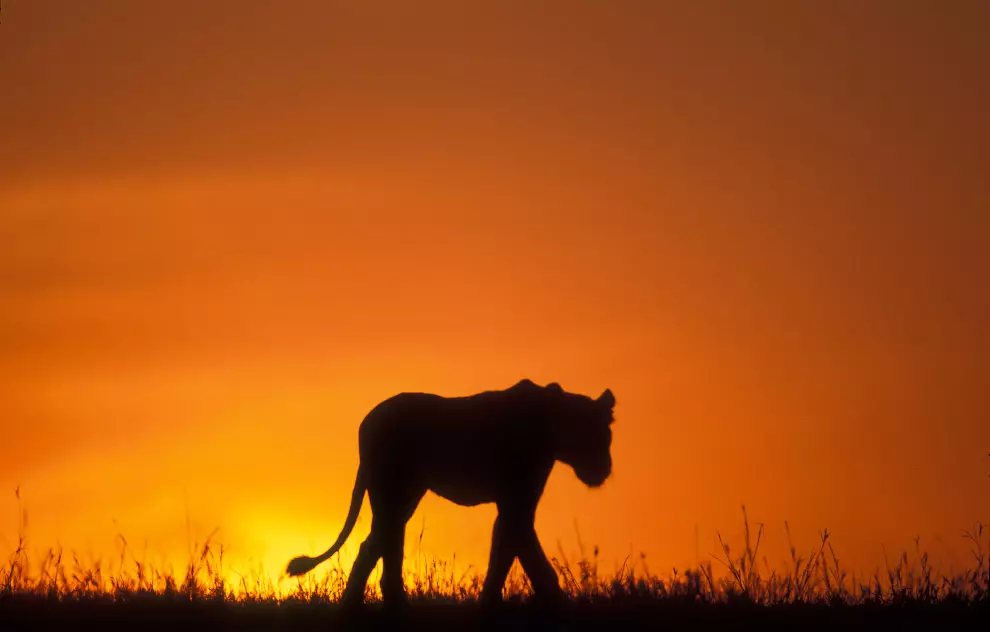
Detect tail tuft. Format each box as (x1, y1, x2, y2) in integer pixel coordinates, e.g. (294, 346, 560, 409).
(286, 555, 321, 577)
(284, 467, 366, 579)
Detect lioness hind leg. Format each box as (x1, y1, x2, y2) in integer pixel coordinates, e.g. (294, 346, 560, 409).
(371, 487, 424, 607)
(340, 527, 382, 607)
(380, 524, 406, 605)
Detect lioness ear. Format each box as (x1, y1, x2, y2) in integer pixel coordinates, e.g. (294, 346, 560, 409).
(598, 388, 615, 410)
(546, 382, 563, 393)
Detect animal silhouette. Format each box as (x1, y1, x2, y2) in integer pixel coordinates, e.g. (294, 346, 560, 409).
(286, 378, 616, 606)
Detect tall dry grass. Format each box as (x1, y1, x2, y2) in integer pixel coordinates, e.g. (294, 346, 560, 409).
(2, 495, 987, 607)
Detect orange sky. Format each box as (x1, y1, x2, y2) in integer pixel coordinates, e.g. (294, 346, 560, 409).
(1, 1, 988, 586)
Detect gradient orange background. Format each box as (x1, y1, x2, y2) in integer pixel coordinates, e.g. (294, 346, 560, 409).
(1, 1, 988, 585)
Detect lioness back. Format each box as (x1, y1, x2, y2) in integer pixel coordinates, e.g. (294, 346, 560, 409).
(357, 387, 551, 507)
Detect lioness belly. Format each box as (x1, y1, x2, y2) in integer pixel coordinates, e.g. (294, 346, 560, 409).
(429, 482, 494, 507)
(418, 445, 501, 507)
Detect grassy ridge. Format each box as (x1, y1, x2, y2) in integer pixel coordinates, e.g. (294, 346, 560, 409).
(0, 508, 990, 630)
(2, 505, 988, 629)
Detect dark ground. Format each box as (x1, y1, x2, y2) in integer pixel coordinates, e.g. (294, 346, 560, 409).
(2, 597, 988, 632)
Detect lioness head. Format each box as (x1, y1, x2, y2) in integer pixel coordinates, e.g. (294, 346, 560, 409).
(544, 382, 615, 488)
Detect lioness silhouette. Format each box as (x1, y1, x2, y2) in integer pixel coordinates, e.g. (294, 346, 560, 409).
(286, 378, 616, 606)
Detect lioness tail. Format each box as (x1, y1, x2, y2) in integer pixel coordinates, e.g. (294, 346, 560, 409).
(285, 467, 366, 576)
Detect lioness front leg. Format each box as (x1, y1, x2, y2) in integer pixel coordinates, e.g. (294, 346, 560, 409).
(480, 507, 563, 605)
(516, 525, 563, 603)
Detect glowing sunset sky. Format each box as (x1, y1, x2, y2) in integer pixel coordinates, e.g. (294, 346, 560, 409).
(1, 1, 987, 583)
